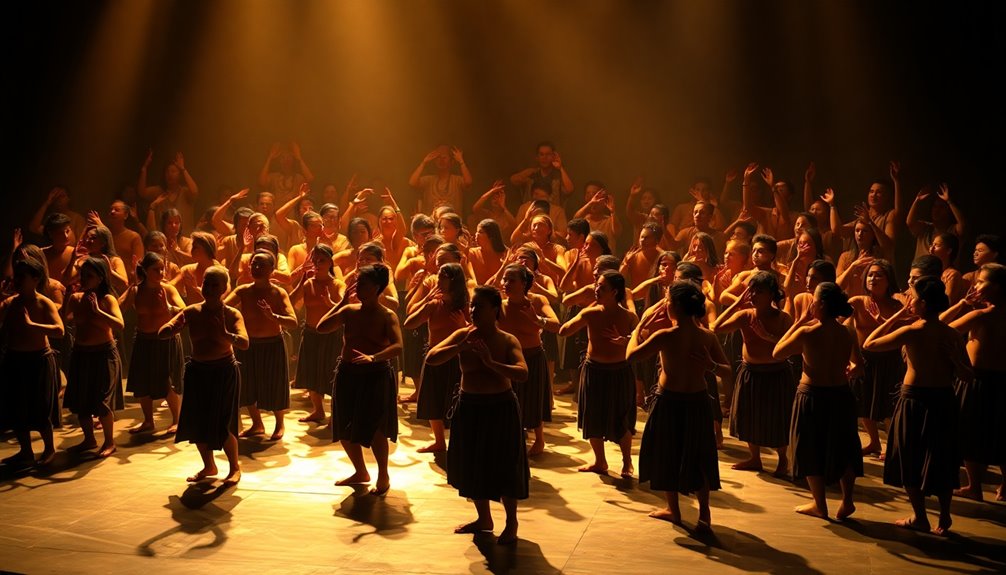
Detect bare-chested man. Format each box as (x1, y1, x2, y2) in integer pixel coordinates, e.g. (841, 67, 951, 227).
(103, 201, 145, 283)
(317, 264, 402, 495)
(0, 259, 64, 466)
(559, 270, 639, 477)
(719, 234, 783, 307)
(160, 266, 247, 485)
(40, 213, 75, 281)
(224, 250, 298, 441)
(427, 285, 529, 545)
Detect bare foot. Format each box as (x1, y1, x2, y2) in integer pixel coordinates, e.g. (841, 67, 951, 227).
(731, 458, 763, 472)
(648, 509, 682, 525)
(497, 522, 518, 545)
(454, 520, 493, 534)
(417, 442, 447, 453)
(578, 463, 608, 474)
(795, 503, 828, 519)
(895, 516, 931, 532)
(620, 461, 635, 478)
(953, 486, 984, 501)
(97, 444, 117, 458)
(933, 518, 952, 536)
(554, 383, 575, 395)
(636, 391, 645, 408)
(370, 476, 390, 496)
(164, 424, 178, 435)
(269, 428, 285, 441)
(772, 463, 789, 479)
(715, 428, 724, 450)
(67, 440, 98, 452)
(187, 467, 219, 482)
(398, 393, 417, 404)
(35, 450, 57, 466)
(528, 441, 545, 456)
(335, 472, 371, 486)
(239, 427, 265, 438)
(223, 469, 242, 486)
(1, 450, 34, 465)
(128, 422, 155, 435)
(695, 519, 713, 534)
(298, 413, 325, 423)
(861, 444, 881, 456)
(836, 502, 856, 521)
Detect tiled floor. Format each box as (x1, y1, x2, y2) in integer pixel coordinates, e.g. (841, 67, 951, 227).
(1, 378, 1003, 574)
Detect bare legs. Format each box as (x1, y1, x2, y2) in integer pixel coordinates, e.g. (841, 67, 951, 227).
(74, 410, 116, 457)
(129, 389, 181, 434)
(297, 391, 326, 423)
(795, 469, 856, 521)
(188, 434, 240, 485)
(9, 427, 55, 465)
(732, 443, 788, 476)
(896, 487, 953, 535)
(455, 497, 519, 545)
(240, 405, 284, 440)
(955, 461, 1005, 501)
(578, 432, 633, 476)
(528, 425, 545, 456)
(417, 419, 447, 453)
(650, 485, 712, 532)
(335, 430, 390, 495)
(860, 418, 882, 456)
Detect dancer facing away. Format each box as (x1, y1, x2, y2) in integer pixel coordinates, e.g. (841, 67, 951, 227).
(942, 263, 1006, 502)
(774, 282, 863, 521)
(160, 266, 247, 485)
(559, 270, 639, 477)
(317, 263, 402, 496)
(0, 258, 64, 466)
(427, 285, 529, 545)
(628, 281, 731, 531)
(865, 276, 971, 535)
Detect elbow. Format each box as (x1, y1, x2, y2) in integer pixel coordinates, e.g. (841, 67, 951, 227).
(513, 367, 529, 383)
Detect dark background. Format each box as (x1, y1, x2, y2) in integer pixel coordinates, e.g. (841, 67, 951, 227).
(5, 0, 1004, 264)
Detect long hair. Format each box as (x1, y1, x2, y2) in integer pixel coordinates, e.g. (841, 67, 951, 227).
(861, 258, 899, 298)
(439, 262, 470, 312)
(477, 219, 507, 254)
(90, 226, 118, 257)
(81, 256, 116, 297)
(160, 208, 184, 241)
(136, 251, 165, 285)
(691, 232, 721, 267)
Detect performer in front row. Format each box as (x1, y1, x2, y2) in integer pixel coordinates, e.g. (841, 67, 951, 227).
(160, 266, 248, 485)
(317, 263, 402, 495)
(627, 281, 731, 532)
(427, 285, 529, 545)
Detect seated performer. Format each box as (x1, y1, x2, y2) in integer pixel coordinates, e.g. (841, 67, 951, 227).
(159, 266, 247, 485)
(627, 281, 731, 531)
(427, 285, 530, 545)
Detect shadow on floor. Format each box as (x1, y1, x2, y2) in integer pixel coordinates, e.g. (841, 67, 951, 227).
(333, 486, 416, 542)
(671, 523, 825, 574)
(468, 531, 562, 575)
(136, 484, 240, 558)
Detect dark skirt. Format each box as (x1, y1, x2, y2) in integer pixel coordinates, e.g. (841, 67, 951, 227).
(236, 335, 290, 411)
(447, 390, 530, 501)
(542, 330, 559, 361)
(64, 341, 122, 417)
(559, 305, 587, 371)
(705, 371, 723, 423)
(729, 362, 796, 448)
(0, 348, 59, 432)
(293, 327, 343, 395)
(175, 355, 241, 450)
(578, 359, 636, 443)
(790, 384, 864, 484)
(402, 324, 429, 380)
(884, 385, 960, 495)
(851, 349, 905, 421)
(416, 356, 461, 423)
(957, 369, 1006, 465)
(331, 360, 398, 446)
(639, 389, 721, 494)
(51, 325, 74, 376)
(126, 332, 184, 399)
(514, 346, 552, 428)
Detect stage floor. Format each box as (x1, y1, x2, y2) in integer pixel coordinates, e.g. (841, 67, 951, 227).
(1, 378, 1003, 574)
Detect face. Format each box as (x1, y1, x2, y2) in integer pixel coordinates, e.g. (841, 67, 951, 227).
(310, 248, 332, 271)
(929, 236, 950, 260)
(321, 210, 340, 229)
(974, 269, 997, 301)
(298, 199, 314, 216)
(257, 196, 275, 214)
(436, 267, 452, 291)
(356, 275, 380, 303)
(501, 268, 525, 296)
(474, 226, 489, 249)
(692, 204, 711, 228)
(516, 252, 536, 272)
(796, 233, 813, 257)
(750, 286, 774, 308)
(250, 254, 274, 280)
(536, 145, 554, 168)
(854, 222, 873, 248)
(164, 216, 181, 237)
(379, 209, 396, 230)
(725, 248, 747, 270)
(530, 216, 551, 241)
(868, 183, 886, 208)
(584, 183, 603, 203)
(79, 265, 101, 291)
(83, 229, 102, 252)
(438, 218, 459, 241)
(434, 146, 451, 170)
(13, 267, 38, 293)
(583, 235, 602, 258)
(805, 265, 824, 292)
(648, 207, 666, 226)
(248, 216, 268, 237)
(434, 249, 456, 268)
(414, 226, 435, 245)
(305, 217, 323, 238)
(751, 242, 774, 267)
(691, 181, 711, 201)
(147, 237, 167, 255)
(357, 250, 379, 268)
(809, 200, 828, 222)
(144, 260, 166, 284)
(109, 202, 128, 222)
(973, 242, 995, 266)
(349, 223, 370, 246)
(907, 267, 924, 291)
(658, 255, 676, 280)
(567, 229, 584, 247)
(48, 224, 72, 245)
(639, 227, 658, 250)
(865, 264, 889, 295)
(593, 276, 615, 303)
(730, 226, 752, 243)
(773, 181, 791, 200)
(165, 164, 181, 184)
(202, 273, 227, 299)
(794, 215, 812, 236)
(688, 237, 708, 261)
(640, 190, 657, 210)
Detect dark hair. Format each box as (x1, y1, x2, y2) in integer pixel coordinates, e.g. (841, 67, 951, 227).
(438, 212, 463, 235)
(89, 226, 118, 257)
(862, 259, 899, 297)
(807, 259, 837, 283)
(80, 256, 116, 297)
(422, 234, 445, 256)
(160, 208, 184, 241)
(251, 249, 277, 269)
(934, 232, 960, 263)
(312, 244, 336, 278)
(734, 220, 757, 240)
(670, 281, 706, 318)
(567, 218, 590, 238)
(647, 251, 682, 306)
(910, 254, 943, 277)
(358, 241, 385, 262)
(319, 203, 339, 218)
(348, 217, 373, 246)
(587, 231, 612, 255)
(599, 270, 626, 303)
(595, 255, 621, 273)
(477, 219, 507, 254)
(473, 284, 503, 316)
(14, 243, 49, 294)
(516, 246, 540, 271)
(13, 258, 47, 294)
(536, 140, 556, 152)
(690, 232, 721, 267)
(913, 275, 949, 315)
(136, 251, 165, 284)
(438, 262, 470, 312)
(411, 213, 436, 234)
(436, 242, 463, 264)
(649, 203, 670, 221)
(752, 234, 778, 256)
(358, 263, 390, 294)
(815, 282, 853, 318)
(693, 201, 715, 217)
(233, 207, 254, 229)
(504, 263, 534, 294)
(301, 210, 322, 230)
(144, 230, 167, 250)
(975, 234, 1004, 263)
(641, 221, 662, 238)
(980, 262, 1006, 288)
(675, 261, 704, 283)
(190, 231, 217, 261)
(749, 270, 785, 303)
(254, 234, 280, 257)
(43, 212, 72, 237)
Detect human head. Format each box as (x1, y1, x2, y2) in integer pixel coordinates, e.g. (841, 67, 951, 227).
(648, 203, 670, 227)
(530, 215, 554, 243)
(411, 213, 437, 244)
(813, 282, 853, 320)
(751, 234, 777, 268)
(908, 255, 943, 290)
(437, 261, 470, 311)
(160, 208, 183, 240)
(190, 231, 217, 262)
(502, 263, 534, 296)
(437, 212, 463, 243)
(135, 251, 166, 285)
(535, 141, 556, 169)
(674, 261, 704, 284)
(357, 241, 386, 267)
(311, 244, 336, 278)
(144, 230, 168, 256)
(566, 218, 590, 248)
(723, 240, 751, 272)
(748, 270, 785, 308)
(974, 263, 1006, 304)
(692, 201, 714, 229)
(250, 250, 276, 280)
(256, 191, 275, 215)
(13, 258, 47, 295)
(471, 284, 503, 327)
(929, 232, 959, 265)
(973, 234, 1003, 266)
(475, 219, 507, 253)
(357, 263, 391, 303)
(584, 231, 612, 258)
(202, 266, 229, 300)
(669, 280, 706, 318)
(43, 213, 72, 246)
(863, 259, 898, 298)
(594, 270, 626, 305)
(85, 226, 118, 257)
(347, 217, 373, 248)
(79, 256, 115, 297)
(688, 232, 720, 266)
(910, 275, 949, 317)
(730, 220, 757, 244)
(639, 222, 661, 251)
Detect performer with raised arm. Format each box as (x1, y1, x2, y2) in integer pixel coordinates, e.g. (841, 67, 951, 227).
(427, 285, 529, 545)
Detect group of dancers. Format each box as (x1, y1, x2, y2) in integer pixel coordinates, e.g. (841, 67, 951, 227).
(1, 142, 1004, 544)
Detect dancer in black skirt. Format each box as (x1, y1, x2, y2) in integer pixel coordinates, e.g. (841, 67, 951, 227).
(318, 264, 403, 496)
(559, 270, 639, 478)
(628, 281, 731, 531)
(160, 266, 247, 485)
(0, 258, 64, 466)
(943, 263, 1006, 502)
(774, 282, 863, 522)
(427, 285, 529, 545)
(866, 276, 973, 535)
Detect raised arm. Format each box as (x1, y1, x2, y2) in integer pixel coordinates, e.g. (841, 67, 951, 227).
(29, 189, 62, 236)
(409, 150, 437, 189)
(710, 287, 751, 333)
(290, 141, 314, 183)
(259, 143, 281, 189)
(802, 161, 816, 211)
(938, 183, 966, 237)
(452, 147, 472, 188)
(274, 183, 308, 235)
(175, 152, 199, 199)
(905, 186, 931, 237)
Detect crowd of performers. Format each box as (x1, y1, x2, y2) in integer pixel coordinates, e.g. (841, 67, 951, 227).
(1, 142, 1004, 545)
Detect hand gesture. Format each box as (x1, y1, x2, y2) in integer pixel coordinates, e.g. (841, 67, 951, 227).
(423, 150, 439, 164)
(738, 284, 754, 308)
(864, 296, 881, 321)
(12, 227, 22, 249)
(142, 149, 153, 170)
(380, 187, 396, 204)
(936, 182, 950, 203)
(242, 225, 254, 249)
(174, 152, 186, 172)
(268, 142, 283, 160)
(87, 210, 104, 228)
(86, 291, 100, 313)
(551, 151, 563, 169)
(888, 160, 900, 183)
(74, 234, 90, 257)
(743, 162, 759, 182)
(915, 186, 931, 202)
(852, 202, 870, 222)
(820, 188, 835, 206)
(761, 167, 775, 188)
(256, 298, 276, 320)
(853, 254, 876, 269)
(229, 187, 250, 203)
(297, 182, 310, 199)
(629, 176, 644, 196)
(290, 140, 302, 160)
(724, 168, 739, 184)
(350, 349, 375, 364)
(345, 173, 359, 196)
(451, 147, 464, 164)
(601, 324, 629, 346)
(471, 339, 493, 364)
(963, 284, 985, 308)
(804, 161, 816, 184)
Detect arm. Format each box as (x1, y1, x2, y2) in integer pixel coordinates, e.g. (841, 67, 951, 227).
(533, 295, 561, 333)
(158, 307, 188, 338)
(710, 292, 750, 333)
(403, 296, 437, 330)
(802, 161, 816, 211)
(558, 306, 592, 337)
(625, 325, 670, 363)
(452, 147, 472, 188)
(93, 294, 126, 331)
(938, 183, 966, 237)
(290, 141, 314, 183)
(554, 153, 574, 195)
(316, 305, 347, 334)
(259, 143, 280, 189)
(905, 187, 930, 237)
(137, 149, 158, 201)
(426, 326, 472, 366)
(510, 167, 536, 186)
(887, 160, 902, 240)
(29, 189, 61, 235)
(274, 184, 307, 235)
(409, 151, 436, 188)
(475, 336, 529, 382)
(23, 298, 65, 339)
(175, 152, 199, 199)
(772, 322, 808, 360)
(862, 306, 914, 352)
(624, 178, 646, 228)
